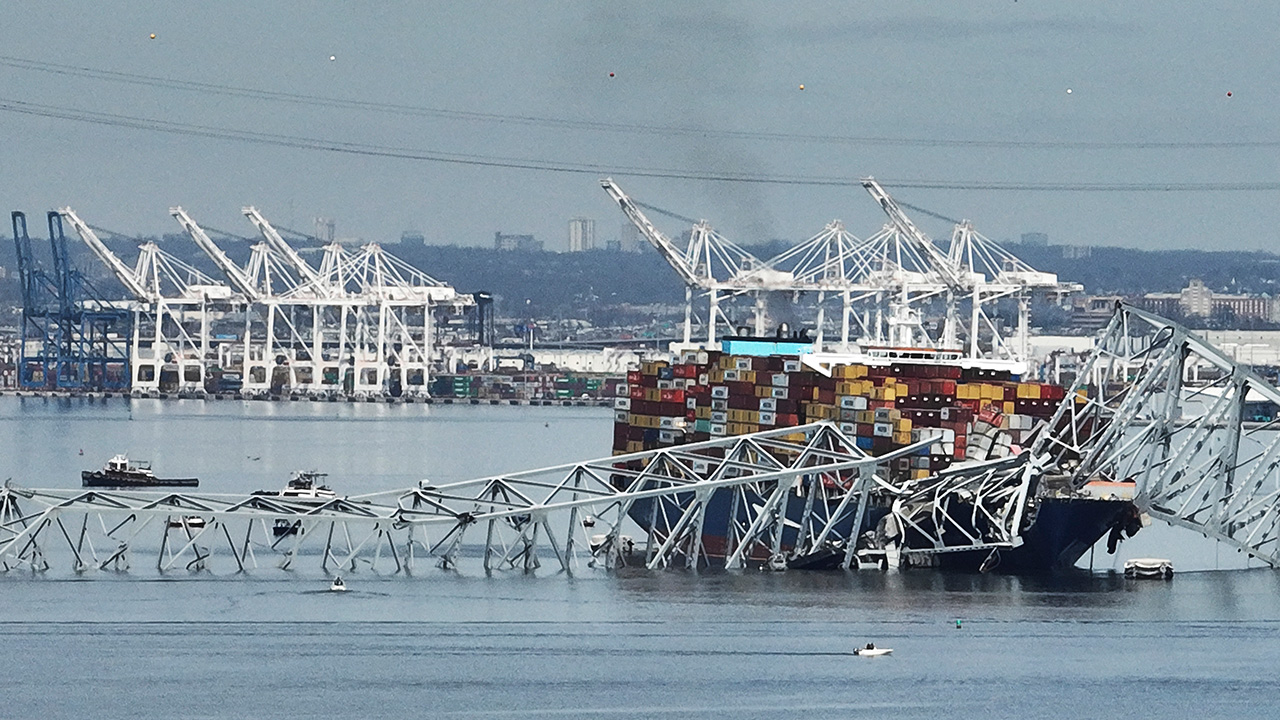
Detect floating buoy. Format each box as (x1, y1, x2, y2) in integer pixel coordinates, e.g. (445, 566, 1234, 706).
(150, 33, 156, 40)
(1226, 91, 1233, 97)
(955, 619, 962, 629)
(799, 84, 805, 90)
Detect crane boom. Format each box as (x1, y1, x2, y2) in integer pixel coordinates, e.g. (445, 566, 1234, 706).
(600, 178, 702, 287)
(241, 206, 322, 287)
(170, 206, 260, 301)
(59, 207, 154, 302)
(860, 178, 967, 290)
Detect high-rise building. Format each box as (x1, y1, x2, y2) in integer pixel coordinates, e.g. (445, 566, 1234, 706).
(619, 222, 642, 253)
(568, 217, 596, 252)
(314, 217, 335, 243)
(1020, 232, 1049, 247)
(400, 231, 426, 247)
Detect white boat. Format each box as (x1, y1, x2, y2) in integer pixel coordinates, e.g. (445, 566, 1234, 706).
(253, 471, 337, 503)
(329, 576, 347, 592)
(1124, 557, 1174, 579)
(853, 643, 893, 657)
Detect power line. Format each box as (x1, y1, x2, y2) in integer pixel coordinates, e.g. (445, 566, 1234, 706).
(4, 97, 1280, 192)
(896, 201, 962, 225)
(2, 54, 1279, 151)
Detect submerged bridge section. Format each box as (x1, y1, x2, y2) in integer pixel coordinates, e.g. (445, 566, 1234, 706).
(0, 423, 1033, 576)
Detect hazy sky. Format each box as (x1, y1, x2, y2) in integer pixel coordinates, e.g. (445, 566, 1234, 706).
(2, 3, 1279, 253)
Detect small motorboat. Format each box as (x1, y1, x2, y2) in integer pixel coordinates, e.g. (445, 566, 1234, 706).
(1124, 557, 1174, 579)
(329, 576, 347, 592)
(167, 516, 207, 529)
(853, 643, 893, 657)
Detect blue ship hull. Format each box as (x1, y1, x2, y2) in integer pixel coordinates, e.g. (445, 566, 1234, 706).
(625, 487, 1129, 575)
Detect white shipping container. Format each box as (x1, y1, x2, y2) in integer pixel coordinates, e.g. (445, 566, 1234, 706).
(758, 411, 776, 426)
(711, 411, 728, 423)
(710, 423, 727, 436)
(711, 386, 730, 399)
(614, 397, 631, 410)
(614, 410, 629, 423)
(839, 396, 868, 410)
(615, 383, 629, 396)
(759, 397, 777, 412)
(711, 398, 728, 411)
(873, 422, 893, 438)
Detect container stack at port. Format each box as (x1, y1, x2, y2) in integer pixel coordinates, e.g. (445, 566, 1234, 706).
(613, 349, 1076, 481)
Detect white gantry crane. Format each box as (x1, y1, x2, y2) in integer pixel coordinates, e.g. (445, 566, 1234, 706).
(603, 176, 1079, 367)
(61, 206, 473, 398)
(61, 207, 233, 393)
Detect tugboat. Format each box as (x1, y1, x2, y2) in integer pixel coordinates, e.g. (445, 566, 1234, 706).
(252, 471, 337, 503)
(82, 454, 199, 488)
(329, 576, 347, 592)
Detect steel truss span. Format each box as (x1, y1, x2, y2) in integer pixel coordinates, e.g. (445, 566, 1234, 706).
(0, 422, 1036, 576)
(1033, 304, 1280, 567)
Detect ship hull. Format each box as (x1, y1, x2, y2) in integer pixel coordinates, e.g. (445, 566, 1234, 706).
(624, 489, 1128, 575)
(81, 471, 200, 488)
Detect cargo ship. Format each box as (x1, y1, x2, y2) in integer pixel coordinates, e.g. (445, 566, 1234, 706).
(610, 340, 1133, 574)
(81, 454, 199, 488)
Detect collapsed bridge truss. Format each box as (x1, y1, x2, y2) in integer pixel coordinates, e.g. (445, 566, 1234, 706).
(1034, 303, 1280, 566)
(0, 422, 1036, 575)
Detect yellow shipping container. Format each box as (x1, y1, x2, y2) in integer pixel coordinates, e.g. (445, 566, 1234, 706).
(1003, 401, 1015, 415)
(645, 388, 662, 402)
(894, 431, 912, 445)
(695, 406, 712, 420)
(897, 418, 913, 432)
(913, 468, 930, 480)
(628, 440, 645, 453)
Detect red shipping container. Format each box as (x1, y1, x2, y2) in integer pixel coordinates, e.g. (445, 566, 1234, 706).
(627, 370, 643, 384)
(629, 386, 645, 400)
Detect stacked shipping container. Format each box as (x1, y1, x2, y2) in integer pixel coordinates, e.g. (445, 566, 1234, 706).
(613, 349, 1076, 481)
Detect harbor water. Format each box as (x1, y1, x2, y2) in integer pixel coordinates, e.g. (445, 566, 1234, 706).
(2, 397, 1279, 718)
